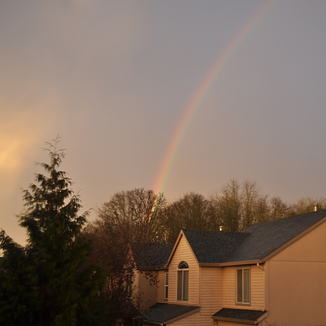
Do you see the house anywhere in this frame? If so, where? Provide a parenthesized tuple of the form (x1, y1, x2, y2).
(134, 210, 326, 326)
(128, 242, 174, 312)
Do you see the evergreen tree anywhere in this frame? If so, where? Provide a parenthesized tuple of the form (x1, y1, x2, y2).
(0, 138, 105, 326)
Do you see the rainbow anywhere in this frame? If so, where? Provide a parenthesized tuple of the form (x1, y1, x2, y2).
(153, 0, 278, 196)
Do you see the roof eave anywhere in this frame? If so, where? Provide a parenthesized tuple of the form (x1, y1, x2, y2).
(141, 321, 162, 326)
(212, 312, 268, 325)
(211, 316, 256, 325)
(138, 267, 168, 272)
(164, 307, 200, 324)
(204, 260, 261, 267)
(164, 231, 184, 268)
(165, 230, 200, 268)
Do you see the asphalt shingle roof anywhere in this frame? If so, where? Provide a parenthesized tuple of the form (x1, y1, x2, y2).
(135, 303, 199, 324)
(226, 209, 326, 262)
(182, 210, 326, 264)
(129, 243, 174, 270)
(212, 308, 268, 324)
(182, 229, 249, 264)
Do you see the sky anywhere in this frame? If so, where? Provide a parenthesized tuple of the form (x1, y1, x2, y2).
(1, 0, 326, 245)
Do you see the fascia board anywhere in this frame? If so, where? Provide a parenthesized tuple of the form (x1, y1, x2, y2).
(211, 316, 256, 324)
(211, 311, 268, 325)
(164, 230, 184, 268)
(213, 260, 260, 267)
(141, 321, 162, 326)
(165, 230, 200, 267)
(256, 312, 269, 323)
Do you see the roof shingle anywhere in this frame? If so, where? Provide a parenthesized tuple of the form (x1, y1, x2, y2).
(129, 243, 173, 270)
(135, 303, 200, 324)
(182, 210, 326, 264)
(212, 308, 268, 324)
(226, 209, 326, 262)
(182, 229, 249, 264)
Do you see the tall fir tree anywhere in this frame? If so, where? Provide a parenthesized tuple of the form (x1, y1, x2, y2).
(0, 138, 106, 326)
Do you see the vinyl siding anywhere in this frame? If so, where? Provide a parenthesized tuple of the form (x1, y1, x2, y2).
(168, 234, 199, 305)
(169, 311, 215, 326)
(200, 267, 223, 316)
(250, 265, 264, 309)
(222, 265, 264, 310)
(271, 219, 326, 262)
(156, 270, 168, 303)
(133, 270, 158, 311)
(266, 220, 326, 325)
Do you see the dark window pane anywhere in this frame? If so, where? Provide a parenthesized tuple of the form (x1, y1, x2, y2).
(177, 271, 182, 300)
(183, 270, 189, 301)
(237, 269, 242, 302)
(244, 269, 250, 303)
(178, 261, 189, 269)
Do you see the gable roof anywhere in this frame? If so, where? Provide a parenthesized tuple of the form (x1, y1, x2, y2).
(129, 243, 174, 270)
(167, 210, 326, 266)
(182, 229, 249, 264)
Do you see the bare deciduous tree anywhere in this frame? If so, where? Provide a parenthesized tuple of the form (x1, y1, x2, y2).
(162, 192, 221, 243)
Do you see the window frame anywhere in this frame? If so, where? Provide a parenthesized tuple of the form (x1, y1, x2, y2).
(164, 272, 169, 300)
(236, 267, 250, 305)
(126, 273, 133, 298)
(177, 261, 189, 301)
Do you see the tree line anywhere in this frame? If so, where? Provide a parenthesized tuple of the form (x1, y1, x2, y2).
(1, 140, 325, 325)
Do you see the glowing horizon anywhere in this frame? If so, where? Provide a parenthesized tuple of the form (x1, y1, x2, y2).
(153, 0, 278, 197)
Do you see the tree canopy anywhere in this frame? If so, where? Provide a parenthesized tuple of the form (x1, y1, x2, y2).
(0, 139, 105, 326)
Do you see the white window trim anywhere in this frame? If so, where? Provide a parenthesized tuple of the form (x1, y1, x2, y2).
(164, 272, 169, 300)
(127, 274, 133, 298)
(177, 261, 189, 301)
(236, 267, 250, 304)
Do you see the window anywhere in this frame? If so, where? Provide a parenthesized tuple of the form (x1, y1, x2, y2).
(237, 268, 250, 304)
(126, 274, 133, 297)
(164, 272, 169, 300)
(177, 261, 189, 301)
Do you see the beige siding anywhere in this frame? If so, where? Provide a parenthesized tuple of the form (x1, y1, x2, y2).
(250, 265, 264, 310)
(222, 265, 264, 310)
(133, 270, 140, 290)
(271, 220, 326, 262)
(133, 270, 158, 311)
(222, 266, 235, 307)
(200, 267, 223, 316)
(156, 270, 168, 303)
(168, 234, 199, 305)
(169, 311, 215, 326)
(266, 221, 326, 326)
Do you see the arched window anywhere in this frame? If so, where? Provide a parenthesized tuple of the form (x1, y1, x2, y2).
(177, 261, 189, 301)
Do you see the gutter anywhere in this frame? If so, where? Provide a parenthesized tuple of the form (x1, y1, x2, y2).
(256, 262, 264, 271)
(142, 320, 165, 326)
(199, 260, 262, 267)
(141, 321, 163, 326)
(212, 316, 257, 324)
(212, 312, 268, 325)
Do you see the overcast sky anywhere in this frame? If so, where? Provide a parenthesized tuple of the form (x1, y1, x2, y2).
(1, 0, 326, 245)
